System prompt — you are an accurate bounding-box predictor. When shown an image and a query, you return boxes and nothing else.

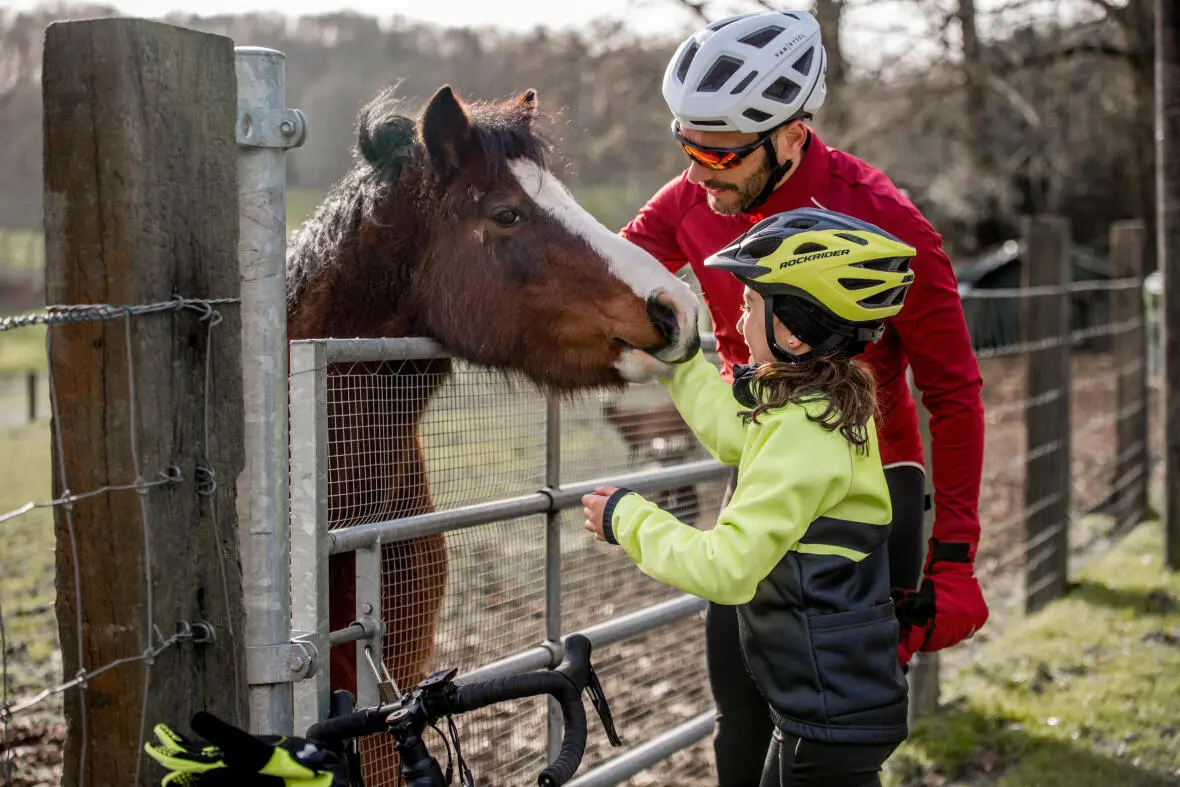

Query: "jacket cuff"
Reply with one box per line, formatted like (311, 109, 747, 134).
(601, 488, 635, 546)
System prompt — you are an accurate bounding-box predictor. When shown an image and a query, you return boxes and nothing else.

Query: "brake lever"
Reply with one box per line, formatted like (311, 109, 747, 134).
(584, 662, 622, 747)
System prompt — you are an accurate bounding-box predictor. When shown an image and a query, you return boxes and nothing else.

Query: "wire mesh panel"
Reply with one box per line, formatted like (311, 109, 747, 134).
(965, 292, 1032, 613)
(360, 516, 550, 787)
(325, 359, 548, 531)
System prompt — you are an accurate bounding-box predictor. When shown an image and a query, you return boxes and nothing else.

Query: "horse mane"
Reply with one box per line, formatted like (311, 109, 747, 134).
(286, 85, 552, 320)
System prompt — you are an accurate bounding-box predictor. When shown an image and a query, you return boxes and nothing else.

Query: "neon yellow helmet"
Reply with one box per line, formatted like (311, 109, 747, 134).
(705, 208, 916, 360)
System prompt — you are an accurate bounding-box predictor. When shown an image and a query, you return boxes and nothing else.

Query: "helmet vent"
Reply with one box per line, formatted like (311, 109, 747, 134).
(763, 76, 802, 104)
(699, 56, 744, 93)
(784, 217, 819, 230)
(676, 42, 699, 83)
(739, 26, 783, 49)
(834, 232, 869, 246)
(855, 257, 910, 273)
(730, 70, 759, 94)
(707, 15, 746, 31)
(743, 107, 772, 123)
(839, 278, 881, 291)
(860, 289, 904, 308)
(742, 236, 784, 259)
(792, 48, 815, 75)
(793, 242, 827, 254)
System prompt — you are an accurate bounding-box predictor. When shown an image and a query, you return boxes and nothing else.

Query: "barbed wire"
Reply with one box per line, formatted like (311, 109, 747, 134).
(0, 293, 238, 787)
(0, 296, 239, 332)
(0, 623, 209, 720)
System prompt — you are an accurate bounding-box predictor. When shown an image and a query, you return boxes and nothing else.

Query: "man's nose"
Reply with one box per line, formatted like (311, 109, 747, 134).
(685, 161, 712, 185)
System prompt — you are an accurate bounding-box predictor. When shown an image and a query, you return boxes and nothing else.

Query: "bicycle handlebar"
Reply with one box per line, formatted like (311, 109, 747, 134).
(306, 634, 619, 787)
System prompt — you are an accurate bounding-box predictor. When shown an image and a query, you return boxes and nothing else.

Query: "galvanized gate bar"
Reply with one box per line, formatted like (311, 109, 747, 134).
(320, 336, 449, 364)
(545, 395, 563, 760)
(545, 460, 730, 509)
(303, 332, 718, 365)
(236, 45, 304, 735)
(289, 340, 330, 736)
(453, 593, 707, 685)
(565, 711, 715, 787)
(573, 593, 705, 649)
(326, 461, 728, 554)
(327, 494, 553, 555)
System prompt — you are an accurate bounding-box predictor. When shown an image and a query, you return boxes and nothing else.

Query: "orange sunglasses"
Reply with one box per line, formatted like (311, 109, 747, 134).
(671, 120, 776, 170)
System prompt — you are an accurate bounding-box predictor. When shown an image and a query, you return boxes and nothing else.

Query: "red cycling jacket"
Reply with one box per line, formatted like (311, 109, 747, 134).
(620, 129, 985, 558)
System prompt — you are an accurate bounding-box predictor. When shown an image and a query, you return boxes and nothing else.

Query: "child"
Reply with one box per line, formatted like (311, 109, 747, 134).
(583, 207, 916, 787)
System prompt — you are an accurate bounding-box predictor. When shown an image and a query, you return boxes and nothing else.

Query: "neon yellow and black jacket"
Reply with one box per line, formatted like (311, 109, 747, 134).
(600, 350, 909, 745)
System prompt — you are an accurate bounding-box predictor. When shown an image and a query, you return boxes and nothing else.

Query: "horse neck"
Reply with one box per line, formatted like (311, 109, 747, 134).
(287, 193, 451, 525)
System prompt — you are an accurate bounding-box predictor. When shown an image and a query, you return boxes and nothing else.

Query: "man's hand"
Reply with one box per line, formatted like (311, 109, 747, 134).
(583, 486, 619, 542)
(145, 711, 349, 786)
(895, 540, 989, 665)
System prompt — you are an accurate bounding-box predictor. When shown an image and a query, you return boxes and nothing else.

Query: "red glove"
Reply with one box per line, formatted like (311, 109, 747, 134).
(894, 539, 989, 666)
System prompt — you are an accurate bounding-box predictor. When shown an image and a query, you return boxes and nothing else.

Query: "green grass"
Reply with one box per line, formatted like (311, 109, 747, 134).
(0, 229, 43, 271)
(286, 188, 326, 235)
(0, 325, 47, 374)
(0, 420, 59, 696)
(885, 520, 1180, 787)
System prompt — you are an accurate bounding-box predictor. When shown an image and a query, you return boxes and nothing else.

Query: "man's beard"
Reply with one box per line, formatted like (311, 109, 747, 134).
(703, 150, 776, 216)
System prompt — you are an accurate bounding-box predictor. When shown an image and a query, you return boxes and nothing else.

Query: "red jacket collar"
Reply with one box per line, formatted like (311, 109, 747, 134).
(739, 127, 828, 224)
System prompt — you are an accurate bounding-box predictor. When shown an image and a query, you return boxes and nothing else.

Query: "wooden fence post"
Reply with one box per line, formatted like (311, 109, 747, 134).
(1022, 216, 1072, 613)
(1158, 0, 1180, 568)
(42, 18, 246, 785)
(26, 370, 36, 422)
(1111, 221, 1149, 531)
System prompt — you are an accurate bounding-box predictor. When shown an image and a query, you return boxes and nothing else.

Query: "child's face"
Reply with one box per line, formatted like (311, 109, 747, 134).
(737, 287, 808, 364)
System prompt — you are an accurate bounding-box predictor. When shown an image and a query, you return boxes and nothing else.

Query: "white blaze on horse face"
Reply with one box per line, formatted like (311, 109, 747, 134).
(509, 159, 700, 353)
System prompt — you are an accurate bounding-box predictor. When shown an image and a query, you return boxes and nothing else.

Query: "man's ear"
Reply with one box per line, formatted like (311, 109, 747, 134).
(774, 120, 809, 160)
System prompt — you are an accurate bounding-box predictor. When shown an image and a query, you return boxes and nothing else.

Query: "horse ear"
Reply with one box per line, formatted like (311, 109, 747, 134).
(420, 85, 474, 177)
(516, 88, 538, 125)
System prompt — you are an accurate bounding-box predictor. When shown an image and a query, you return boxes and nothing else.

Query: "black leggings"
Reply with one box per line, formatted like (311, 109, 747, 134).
(759, 729, 899, 787)
(707, 464, 926, 787)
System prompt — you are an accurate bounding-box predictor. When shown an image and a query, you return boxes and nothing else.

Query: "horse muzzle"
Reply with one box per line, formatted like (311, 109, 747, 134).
(645, 290, 701, 364)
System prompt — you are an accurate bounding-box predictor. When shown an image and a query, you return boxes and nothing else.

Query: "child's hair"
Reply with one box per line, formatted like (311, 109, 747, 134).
(739, 353, 877, 453)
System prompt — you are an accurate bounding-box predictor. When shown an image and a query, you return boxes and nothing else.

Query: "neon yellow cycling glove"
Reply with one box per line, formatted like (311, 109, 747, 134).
(145, 711, 349, 786)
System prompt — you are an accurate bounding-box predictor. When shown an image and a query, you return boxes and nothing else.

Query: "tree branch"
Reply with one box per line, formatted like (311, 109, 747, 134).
(1017, 40, 1143, 68)
(1084, 0, 1120, 17)
(664, 0, 712, 22)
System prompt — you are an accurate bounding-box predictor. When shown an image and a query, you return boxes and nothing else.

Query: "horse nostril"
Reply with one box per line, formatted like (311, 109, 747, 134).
(646, 294, 680, 348)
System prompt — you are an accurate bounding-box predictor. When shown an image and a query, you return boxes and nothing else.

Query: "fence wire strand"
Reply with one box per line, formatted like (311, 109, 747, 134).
(0, 296, 237, 787)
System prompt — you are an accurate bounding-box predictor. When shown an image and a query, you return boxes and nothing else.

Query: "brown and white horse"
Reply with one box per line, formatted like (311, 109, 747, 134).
(286, 83, 699, 780)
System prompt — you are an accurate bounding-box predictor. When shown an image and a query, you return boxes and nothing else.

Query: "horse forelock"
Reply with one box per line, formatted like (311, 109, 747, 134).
(464, 101, 549, 184)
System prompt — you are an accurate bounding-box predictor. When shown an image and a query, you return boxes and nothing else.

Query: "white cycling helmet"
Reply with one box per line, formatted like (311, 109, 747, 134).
(662, 10, 827, 134)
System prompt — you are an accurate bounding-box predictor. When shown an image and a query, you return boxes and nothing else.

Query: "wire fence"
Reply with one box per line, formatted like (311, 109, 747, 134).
(287, 337, 731, 786)
(934, 221, 1159, 685)
(0, 251, 1162, 786)
(0, 298, 239, 787)
(286, 226, 1159, 787)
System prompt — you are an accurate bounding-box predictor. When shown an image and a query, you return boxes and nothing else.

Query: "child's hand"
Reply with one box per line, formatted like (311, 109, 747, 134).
(582, 486, 619, 542)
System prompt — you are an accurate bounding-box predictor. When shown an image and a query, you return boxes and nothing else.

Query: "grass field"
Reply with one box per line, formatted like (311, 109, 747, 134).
(0, 420, 58, 695)
(885, 519, 1180, 787)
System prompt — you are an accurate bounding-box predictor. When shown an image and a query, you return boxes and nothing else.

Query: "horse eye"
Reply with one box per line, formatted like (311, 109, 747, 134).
(491, 208, 523, 228)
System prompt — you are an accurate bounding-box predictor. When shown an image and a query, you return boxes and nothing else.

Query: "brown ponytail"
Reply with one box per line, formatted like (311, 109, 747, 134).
(739, 354, 878, 454)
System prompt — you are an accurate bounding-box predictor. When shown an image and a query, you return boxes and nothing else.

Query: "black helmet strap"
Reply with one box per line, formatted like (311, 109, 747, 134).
(763, 294, 869, 364)
(743, 126, 812, 214)
(745, 141, 794, 214)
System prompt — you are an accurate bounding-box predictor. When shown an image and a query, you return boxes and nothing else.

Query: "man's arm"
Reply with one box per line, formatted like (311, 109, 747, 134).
(881, 203, 989, 658)
(619, 174, 690, 275)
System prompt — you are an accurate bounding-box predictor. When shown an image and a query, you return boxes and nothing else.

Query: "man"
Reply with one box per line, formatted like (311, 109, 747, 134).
(619, 10, 988, 786)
